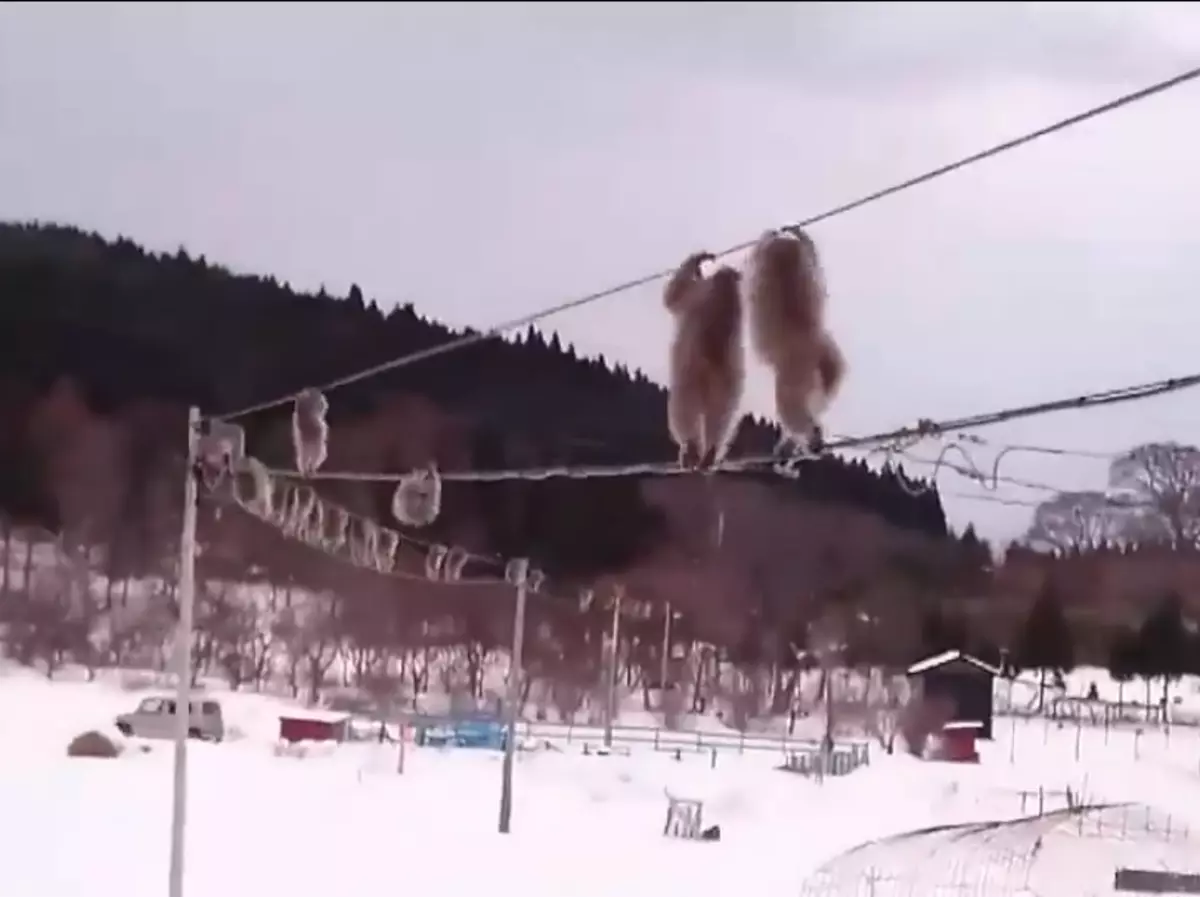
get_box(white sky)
[3,1,1200,543]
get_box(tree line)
[1,222,1199,717]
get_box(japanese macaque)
[236,458,276,520]
[197,420,246,488]
[443,546,469,581]
[292,388,330,477]
[745,228,846,458]
[377,529,400,573]
[663,251,746,469]
[391,464,442,527]
[425,544,449,581]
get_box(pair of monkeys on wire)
[665,227,845,470]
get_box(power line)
[945,492,1043,509]
[210,63,1200,424]
[958,435,1118,462]
[898,451,1061,494]
[260,368,1200,485]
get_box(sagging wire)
[204,472,657,630]
[195,419,537,590]
[193,420,669,632]
[880,440,1069,498]
[906,451,1064,494]
[957,434,1119,462]
[208,64,1200,425]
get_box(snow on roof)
[906,649,1000,677]
[278,709,350,724]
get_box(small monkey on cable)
[292,388,330,477]
[392,464,442,528]
[745,228,845,461]
[663,250,746,470]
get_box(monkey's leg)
[667,384,704,469]
[698,376,743,471]
[773,347,825,459]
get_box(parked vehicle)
[114,695,225,743]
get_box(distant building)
[906,649,999,740]
[278,710,350,744]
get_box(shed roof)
[906,649,1000,677]
[279,709,350,724]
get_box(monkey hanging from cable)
[292,388,330,477]
[744,228,846,461]
[663,250,747,470]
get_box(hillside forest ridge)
[0,222,1195,721]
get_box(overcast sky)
[3,1,1200,543]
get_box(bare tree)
[1023,490,1131,552]
[862,674,909,754]
[1108,442,1200,546]
[808,611,848,755]
[0,571,89,677]
[719,666,770,732]
[275,591,341,704]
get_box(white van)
[115,695,225,743]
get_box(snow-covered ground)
[5,665,1200,897]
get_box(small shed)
[936,721,983,763]
[278,710,350,744]
[906,649,999,740]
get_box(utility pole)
[659,602,674,689]
[169,407,200,897]
[603,583,624,749]
[498,558,529,834]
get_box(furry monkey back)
[664,253,746,467]
[745,230,826,368]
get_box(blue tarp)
[414,715,507,750]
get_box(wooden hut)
[906,649,999,740]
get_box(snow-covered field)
[6,665,1200,897]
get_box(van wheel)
[188,727,202,740]
[116,722,132,736]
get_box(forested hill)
[0,222,956,582]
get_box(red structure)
[936,721,982,763]
[278,711,349,744]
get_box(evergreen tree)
[1137,592,1189,709]
[1014,581,1074,710]
[1106,627,1141,705]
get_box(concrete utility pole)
[498,558,529,834]
[169,406,200,897]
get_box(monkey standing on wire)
[292,388,330,477]
[745,228,845,461]
[663,250,746,470]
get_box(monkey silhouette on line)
[292,388,330,477]
[745,228,846,459]
[664,250,746,470]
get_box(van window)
[138,697,164,714]
[201,701,220,715]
